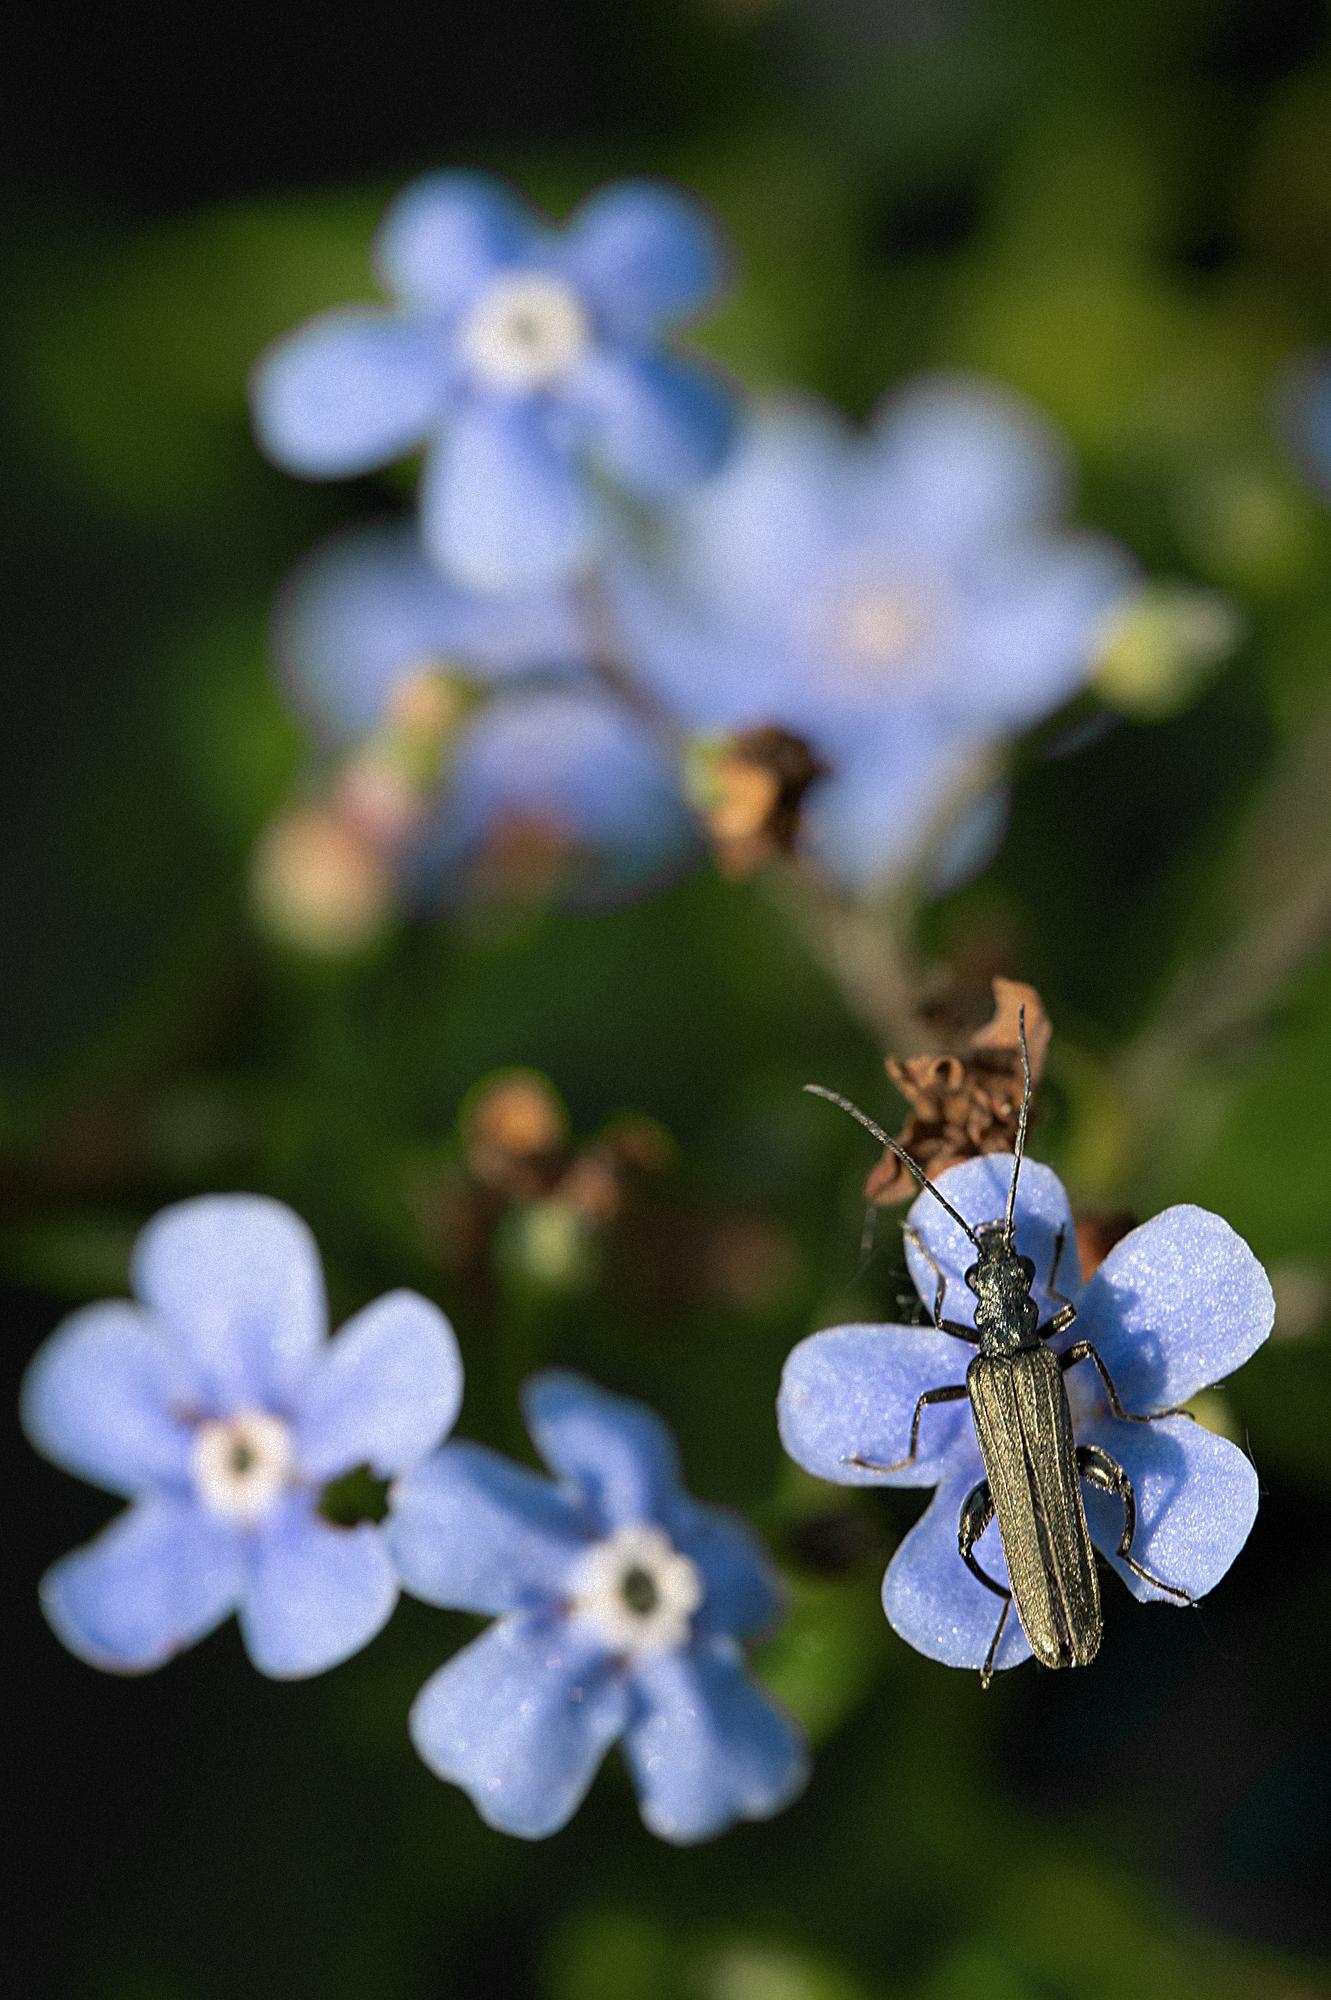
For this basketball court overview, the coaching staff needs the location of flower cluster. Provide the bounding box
[250,172,1136,933]
[778,1154,1273,1677]
[23,1196,805,1844]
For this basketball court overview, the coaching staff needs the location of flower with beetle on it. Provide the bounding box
[778,1153,1273,1677]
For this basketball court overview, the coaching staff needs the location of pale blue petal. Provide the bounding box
[409,1613,630,1837]
[40,1497,243,1672]
[1080,1415,1259,1605]
[419,688,694,901]
[276,524,585,744]
[799,726,976,891]
[575,351,735,499]
[375,172,537,314]
[386,1441,588,1614]
[668,1500,781,1639]
[561,179,727,334]
[862,374,1070,552]
[649,405,851,631]
[292,1291,463,1481]
[944,536,1133,730]
[624,1638,809,1843]
[523,1371,684,1532]
[904,1156,1080,1335]
[251,311,437,477]
[238,1504,396,1677]
[881,1468,1033,1674]
[21,1302,195,1497]
[423,404,596,590]
[131,1195,327,1413]
[777,1323,974,1489]
[1073,1205,1274,1412]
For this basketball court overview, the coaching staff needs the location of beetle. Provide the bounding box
[807,1011,1194,1685]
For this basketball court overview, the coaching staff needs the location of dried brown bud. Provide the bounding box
[462,1072,569,1197]
[696,727,828,879]
[866,977,1053,1205]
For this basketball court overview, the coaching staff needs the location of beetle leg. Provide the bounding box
[1043,1224,1077,1336]
[844,1381,970,1474]
[958,1479,1012,1688]
[1077,1443,1196,1604]
[1060,1340,1194,1423]
[902,1225,980,1344]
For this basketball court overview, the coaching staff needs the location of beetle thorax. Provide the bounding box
[966,1227,1040,1353]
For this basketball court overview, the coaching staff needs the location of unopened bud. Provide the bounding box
[251,806,394,956]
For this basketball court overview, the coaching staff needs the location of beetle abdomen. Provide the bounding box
[967,1347,1101,1669]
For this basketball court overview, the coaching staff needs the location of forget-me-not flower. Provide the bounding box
[778,1155,1272,1674]
[277,523,697,903]
[252,174,735,589]
[386,1370,809,1841]
[615,376,1135,890]
[22,1196,463,1677]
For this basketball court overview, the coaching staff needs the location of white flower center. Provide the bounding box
[458,272,591,391]
[192,1410,294,1524]
[568,1524,704,1658]
[834,580,935,679]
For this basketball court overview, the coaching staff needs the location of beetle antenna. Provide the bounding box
[1002,1006,1033,1245]
[804,1084,982,1248]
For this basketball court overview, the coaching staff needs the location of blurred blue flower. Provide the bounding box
[1281,351,1331,502]
[778,1155,1272,1675]
[615,377,1135,890]
[21,1196,462,1677]
[277,520,585,744]
[252,175,735,589]
[277,524,697,905]
[387,1370,808,1841]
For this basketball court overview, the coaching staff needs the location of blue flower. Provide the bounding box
[778,1155,1272,1675]
[386,1371,809,1841]
[277,521,585,744]
[615,378,1134,890]
[1281,352,1331,503]
[252,175,735,589]
[21,1196,463,1677]
[277,524,697,903]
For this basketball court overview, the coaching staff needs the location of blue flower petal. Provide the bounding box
[40,1497,244,1673]
[799,725,977,892]
[523,1371,684,1532]
[251,311,437,477]
[881,1467,1033,1674]
[1072,1205,1274,1412]
[386,1440,588,1614]
[1079,1414,1259,1606]
[777,1323,974,1490]
[561,180,727,335]
[131,1195,327,1413]
[276,524,585,745]
[375,172,538,314]
[624,1637,809,1843]
[409,1613,630,1837]
[238,1504,397,1678]
[668,1500,781,1640]
[418,688,694,902]
[575,351,735,499]
[21,1303,195,1497]
[945,536,1132,731]
[292,1291,462,1482]
[862,374,1070,552]
[904,1156,1080,1335]
[423,403,596,590]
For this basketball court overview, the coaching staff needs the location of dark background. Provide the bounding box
[6,2,1331,1996]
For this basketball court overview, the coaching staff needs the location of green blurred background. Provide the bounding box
[6,1,1331,1995]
